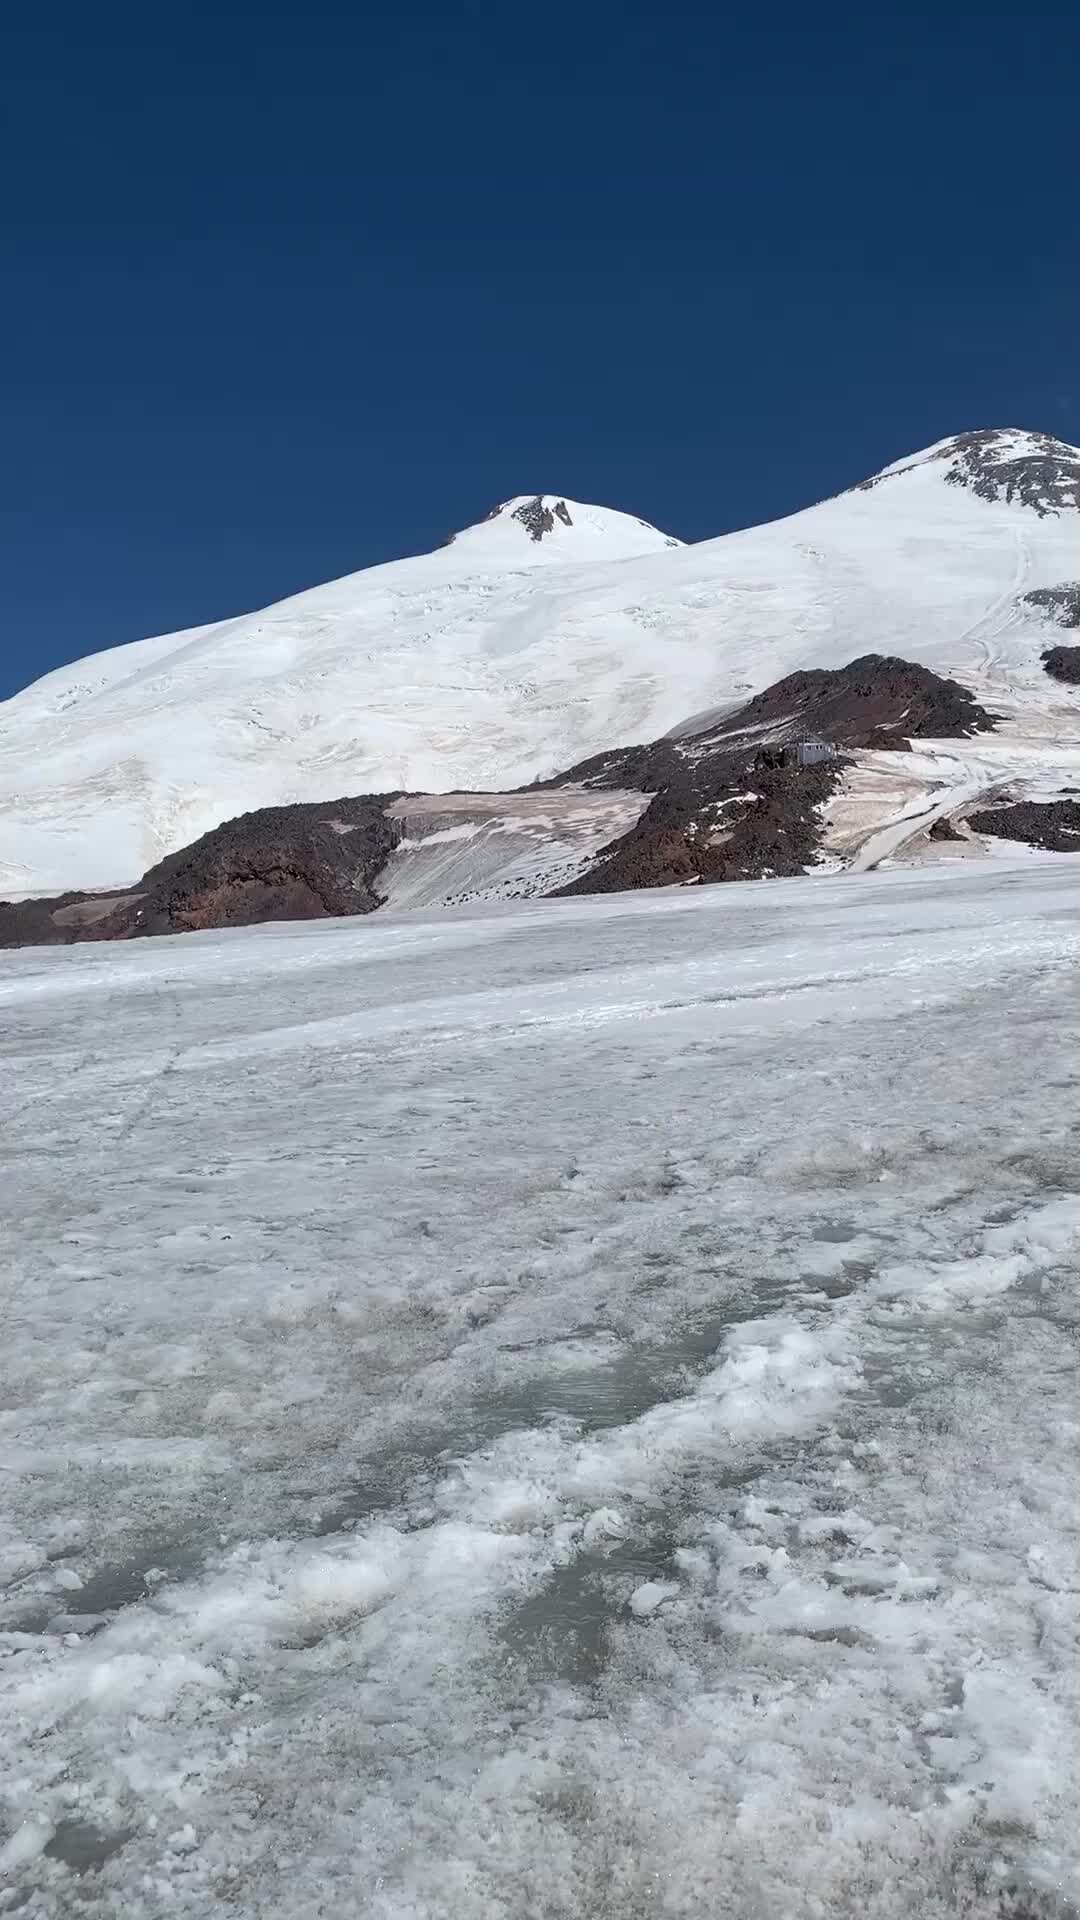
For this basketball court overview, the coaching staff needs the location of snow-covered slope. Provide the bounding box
[2,437,1080,895]
[7,861,1080,1915]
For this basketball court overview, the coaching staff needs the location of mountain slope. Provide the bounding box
[2,435,1080,896]
[0,654,1015,947]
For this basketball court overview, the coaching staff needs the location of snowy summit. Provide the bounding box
[856,427,1080,516]
[444,492,684,561]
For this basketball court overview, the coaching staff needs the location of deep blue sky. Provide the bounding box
[2,3,1078,700]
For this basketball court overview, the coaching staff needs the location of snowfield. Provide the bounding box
[3,435,1080,896]
[5,861,1080,1915]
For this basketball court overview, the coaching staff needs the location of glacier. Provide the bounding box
[5,859,1080,1915]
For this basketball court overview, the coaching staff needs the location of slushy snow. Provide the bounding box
[5,860,1080,1914]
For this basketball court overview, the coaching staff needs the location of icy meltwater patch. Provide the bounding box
[6,861,1080,1915]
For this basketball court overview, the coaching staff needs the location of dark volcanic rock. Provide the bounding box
[0,794,400,949]
[966,800,1080,853]
[0,889,141,951]
[558,761,842,896]
[1021,585,1080,685]
[541,653,993,898]
[857,726,914,752]
[441,496,575,548]
[0,654,1001,945]
[710,653,994,746]
[1042,645,1080,686]
[537,649,983,807]
[511,496,573,542]
[858,430,1080,517]
[940,432,1080,516]
[136,794,399,934]
[1025,584,1080,630]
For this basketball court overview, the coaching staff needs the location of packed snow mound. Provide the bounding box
[3,430,1080,896]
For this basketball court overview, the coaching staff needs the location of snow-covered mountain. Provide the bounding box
[2,435,1080,897]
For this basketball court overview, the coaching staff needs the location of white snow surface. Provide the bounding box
[3,433,1080,896]
[6,861,1080,1915]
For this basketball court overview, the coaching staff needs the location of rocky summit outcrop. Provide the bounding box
[858,431,1080,517]
[940,431,1080,516]
[511,496,575,541]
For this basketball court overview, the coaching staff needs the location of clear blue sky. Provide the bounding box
[2,2,1077,700]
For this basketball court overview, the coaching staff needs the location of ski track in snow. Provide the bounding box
[962,524,1031,695]
[6,862,1080,1915]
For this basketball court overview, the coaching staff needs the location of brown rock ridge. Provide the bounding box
[713,653,995,745]
[966,800,1080,853]
[1,655,997,948]
[0,795,400,949]
[548,653,994,898]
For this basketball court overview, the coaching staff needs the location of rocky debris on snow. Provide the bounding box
[928,815,967,843]
[0,888,137,949]
[511,496,574,541]
[1025,584,1080,630]
[1023,586,1080,683]
[446,495,580,545]
[704,653,995,747]
[0,795,400,948]
[966,799,1080,853]
[546,654,994,897]
[1027,587,1080,691]
[1041,645,1080,686]
[854,726,914,751]
[939,430,1080,515]
[545,656,993,798]
[557,760,843,895]
[858,429,1080,516]
[441,495,584,548]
